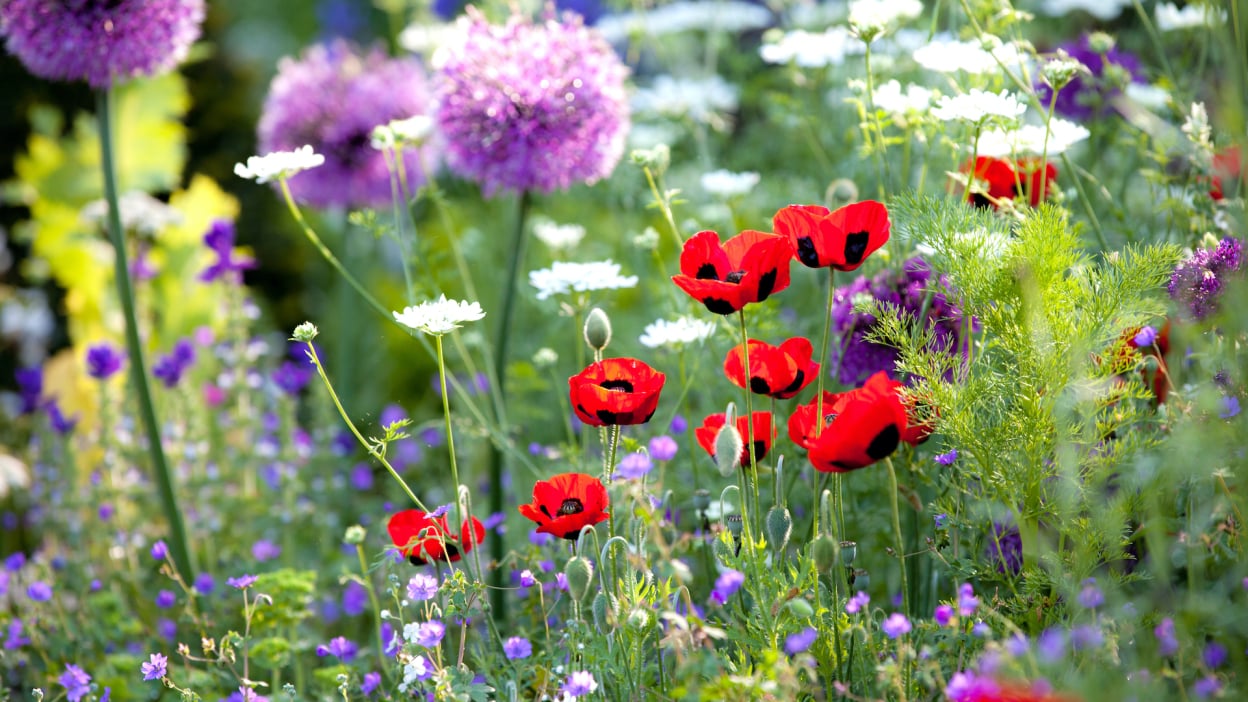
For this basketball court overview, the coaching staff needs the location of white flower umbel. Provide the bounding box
[639,316,717,348]
[869,79,935,116]
[761,27,858,68]
[701,169,760,198]
[1038,0,1131,20]
[848,0,922,41]
[631,75,740,125]
[976,118,1090,157]
[532,219,586,251]
[529,261,639,300]
[371,115,434,150]
[931,89,1027,124]
[234,145,325,184]
[1124,83,1171,110]
[913,37,1025,75]
[596,1,771,43]
[80,191,183,237]
[393,295,486,336]
[1156,2,1226,31]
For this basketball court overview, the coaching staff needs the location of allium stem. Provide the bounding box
[886,457,909,619]
[96,88,193,581]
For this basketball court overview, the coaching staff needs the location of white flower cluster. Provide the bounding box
[869,79,936,116]
[701,169,760,198]
[529,260,638,300]
[398,21,464,57]
[597,1,772,43]
[532,219,587,250]
[912,37,1027,75]
[931,89,1027,124]
[234,145,325,184]
[371,115,434,150]
[761,26,858,68]
[1156,2,1226,31]
[392,295,486,336]
[632,75,741,125]
[848,0,922,40]
[639,316,717,349]
[80,190,183,236]
[976,118,1090,157]
[1038,0,1132,21]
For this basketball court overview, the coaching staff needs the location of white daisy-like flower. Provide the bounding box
[912,37,1025,75]
[532,219,586,250]
[976,118,1090,157]
[700,169,760,198]
[761,26,858,68]
[848,0,922,40]
[393,295,486,336]
[917,228,1011,261]
[529,261,638,301]
[931,89,1027,124]
[1038,0,1132,21]
[371,115,434,150]
[631,75,740,125]
[234,145,325,184]
[639,316,717,348]
[1156,2,1226,31]
[80,191,183,236]
[596,1,772,43]
[869,79,936,116]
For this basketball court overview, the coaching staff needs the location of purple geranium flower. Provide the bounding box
[59,664,92,702]
[845,591,870,614]
[272,361,313,396]
[4,619,30,649]
[85,343,126,380]
[934,604,955,626]
[561,670,598,698]
[648,435,678,461]
[227,574,258,589]
[407,573,439,601]
[881,613,912,638]
[141,653,168,681]
[251,539,281,562]
[155,590,176,609]
[503,636,532,660]
[710,569,745,605]
[784,627,818,655]
[27,581,52,602]
[316,636,358,660]
[615,452,652,480]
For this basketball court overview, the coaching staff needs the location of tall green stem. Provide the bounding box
[886,457,909,619]
[736,310,762,533]
[863,42,891,196]
[96,88,193,579]
[435,335,469,529]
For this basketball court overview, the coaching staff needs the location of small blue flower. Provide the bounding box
[140,653,168,681]
[27,581,52,602]
[710,569,745,605]
[933,604,954,627]
[784,627,818,655]
[1133,325,1158,347]
[1077,578,1103,609]
[1220,395,1240,419]
[934,448,958,465]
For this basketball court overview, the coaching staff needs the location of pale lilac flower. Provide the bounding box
[957,583,979,616]
[503,636,532,660]
[648,435,678,461]
[1133,326,1158,347]
[140,653,168,681]
[412,620,445,648]
[150,541,168,561]
[710,569,745,604]
[934,604,955,626]
[934,449,959,465]
[227,574,258,589]
[519,570,538,588]
[845,591,870,614]
[561,670,599,697]
[27,581,52,602]
[251,539,281,562]
[407,573,439,601]
[882,613,912,638]
[784,627,818,655]
[616,452,652,480]
[1077,578,1104,609]
[59,664,92,702]
[361,672,381,696]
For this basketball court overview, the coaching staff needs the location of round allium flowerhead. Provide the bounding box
[257,40,439,209]
[0,0,204,89]
[433,7,630,196]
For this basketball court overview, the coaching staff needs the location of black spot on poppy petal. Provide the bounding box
[540,504,553,519]
[780,369,805,396]
[865,424,901,460]
[970,194,992,209]
[443,543,460,559]
[703,298,737,315]
[725,269,746,284]
[596,409,618,424]
[695,263,719,280]
[749,377,771,394]
[562,530,582,540]
[830,461,855,471]
[409,554,427,566]
[642,409,657,423]
[843,230,870,265]
[600,379,634,393]
[756,268,778,301]
[796,237,820,267]
[752,441,767,459]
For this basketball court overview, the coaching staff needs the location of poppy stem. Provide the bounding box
[736,310,762,537]
[604,424,622,593]
[814,267,835,539]
[96,87,194,581]
[885,456,910,619]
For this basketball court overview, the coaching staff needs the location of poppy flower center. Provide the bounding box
[725,270,746,284]
[558,498,585,516]
[600,379,635,393]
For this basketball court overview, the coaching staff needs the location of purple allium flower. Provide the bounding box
[194,572,215,595]
[27,580,52,602]
[251,539,281,562]
[1203,641,1227,668]
[150,541,169,561]
[140,653,168,681]
[845,591,870,614]
[1035,34,1145,120]
[59,664,92,702]
[985,522,1023,575]
[503,636,532,659]
[85,344,126,380]
[0,0,205,89]
[360,671,381,696]
[4,619,30,650]
[882,613,912,638]
[648,435,678,461]
[710,568,745,604]
[616,452,652,480]
[561,670,599,698]
[784,627,818,655]
[227,574,258,589]
[1169,237,1244,320]
[199,219,255,283]
[342,580,369,616]
[155,590,176,609]
[1221,395,1241,419]
[1077,578,1103,609]
[152,339,196,388]
[407,573,439,601]
[957,583,979,616]
[433,7,629,196]
[934,604,955,626]
[1133,326,1158,347]
[934,448,959,465]
[257,40,438,209]
[15,366,42,415]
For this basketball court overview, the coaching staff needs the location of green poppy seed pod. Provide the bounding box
[692,489,711,512]
[565,556,595,603]
[840,541,857,566]
[851,569,870,590]
[766,507,792,553]
[725,514,744,541]
[825,178,859,211]
[591,591,613,632]
[584,308,612,352]
[786,597,814,618]
[342,525,366,545]
[812,535,838,575]
[627,608,651,632]
[714,422,744,477]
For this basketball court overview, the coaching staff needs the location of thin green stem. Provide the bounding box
[642,166,684,250]
[886,457,910,619]
[604,424,622,595]
[356,544,388,673]
[1038,82,1060,205]
[435,335,468,527]
[737,310,762,534]
[96,88,193,580]
[863,42,892,196]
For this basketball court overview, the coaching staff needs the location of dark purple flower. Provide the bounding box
[360,671,381,695]
[14,367,41,415]
[150,541,169,561]
[433,7,629,196]
[316,636,358,660]
[342,580,369,616]
[85,344,126,380]
[1035,35,1146,120]
[503,636,532,659]
[1194,675,1222,698]
[985,522,1023,575]
[1203,641,1227,668]
[784,627,818,654]
[3,552,25,572]
[670,414,687,433]
[934,604,955,626]
[155,590,176,608]
[272,361,313,396]
[153,339,196,388]
[227,574,257,589]
[4,619,30,649]
[59,663,92,702]
[141,653,168,681]
[1169,237,1244,320]
[0,0,205,89]
[27,580,51,602]
[257,40,438,209]
[1220,395,1240,419]
[935,448,958,465]
[194,572,215,595]
[710,568,745,604]
[199,219,256,283]
[46,401,78,435]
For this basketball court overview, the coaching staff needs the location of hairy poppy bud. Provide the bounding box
[714,422,744,477]
[565,556,595,603]
[766,506,792,553]
[812,535,838,574]
[825,178,859,210]
[786,597,814,618]
[591,591,613,632]
[584,307,612,352]
[627,608,651,632]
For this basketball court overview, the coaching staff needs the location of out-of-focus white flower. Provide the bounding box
[639,316,717,349]
[0,453,31,499]
[848,0,922,41]
[700,169,760,198]
[761,26,858,67]
[1037,0,1132,20]
[976,118,1090,157]
[931,89,1027,124]
[398,21,464,57]
[393,295,485,336]
[529,261,638,300]
[371,115,434,150]
[870,79,936,115]
[632,75,740,127]
[234,146,325,184]
[532,219,586,250]
[596,1,772,43]
[0,289,53,366]
[913,37,1026,75]
[1124,82,1171,110]
[80,191,183,236]
[1156,2,1226,31]
[628,122,682,149]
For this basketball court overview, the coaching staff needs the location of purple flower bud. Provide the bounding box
[150,541,169,561]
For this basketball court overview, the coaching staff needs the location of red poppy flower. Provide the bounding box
[723,337,819,400]
[898,392,936,446]
[695,411,774,468]
[787,371,907,472]
[772,200,891,271]
[569,357,665,427]
[672,229,794,315]
[964,156,1057,208]
[387,509,485,566]
[964,682,1079,702]
[1209,146,1242,201]
[518,473,609,540]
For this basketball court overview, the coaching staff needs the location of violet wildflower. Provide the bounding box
[957,583,979,616]
[194,572,215,595]
[1220,396,1240,419]
[251,539,281,562]
[407,573,439,601]
[257,40,438,209]
[985,522,1023,575]
[59,664,92,702]
[410,620,445,648]
[434,7,629,196]
[150,540,169,561]
[316,636,358,660]
[140,653,168,681]
[199,219,255,283]
[14,367,41,415]
[649,435,678,461]
[1006,633,1030,656]
[554,572,570,591]
[342,580,369,616]
[1203,641,1227,668]
[561,670,599,698]
[360,672,381,696]
[85,344,125,380]
[784,627,818,655]
[845,591,870,614]
[27,580,52,602]
[946,671,996,702]
[882,612,912,638]
[152,339,196,388]
[4,619,30,649]
[1194,675,1222,698]
[934,448,959,465]
[934,604,955,626]
[155,590,176,609]
[350,464,374,491]
[158,618,177,641]
[46,402,78,435]
[1077,578,1104,609]
[4,552,24,571]
[710,568,745,604]
[1133,325,1158,347]
[0,0,205,88]
[519,570,538,588]
[227,574,258,589]
[272,361,313,396]
[503,636,533,659]
[934,513,949,529]
[616,452,652,480]
[1035,34,1145,120]
[1037,628,1066,662]
[670,415,687,433]
[1168,237,1244,320]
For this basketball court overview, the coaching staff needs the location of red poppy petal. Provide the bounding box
[678,230,731,278]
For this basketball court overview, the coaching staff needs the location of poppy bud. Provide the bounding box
[840,541,858,566]
[584,307,612,352]
[766,507,792,553]
[591,591,614,632]
[812,535,838,574]
[825,178,859,210]
[565,556,595,603]
[786,597,815,618]
[713,534,736,563]
[714,422,744,477]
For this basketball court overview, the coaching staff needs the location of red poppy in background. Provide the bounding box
[518,473,609,540]
[569,357,666,427]
[773,200,891,271]
[965,156,1057,208]
[387,509,485,566]
[1208,146,1242,201]
[695,411,774,468]
[787,371,907,472]
[672,230,794,315]
[723,337,819,400]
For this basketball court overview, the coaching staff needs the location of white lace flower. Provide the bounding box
[976,118,1090,157]
[639,316,717,348]
[931,89,1027,124]
[80,191,183,236]
[0,453,32,499]
[234,145,325,183]
[870,79,935,116]
[371,115,434,150]
[631,75,740,125]
[848,0,922,40]
[393,295,486,336]
[1156,2,1225,31]
[1038,0,1132,21]
[913,37,1025,75]
[529,261,638,300]
[761,26,858,68]
[532,219,586,250]
[596,1,771,43]
[700,170,760,198]
[1124,83,1171,110]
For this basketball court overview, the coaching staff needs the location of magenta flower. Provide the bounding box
[434,7,630,196]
